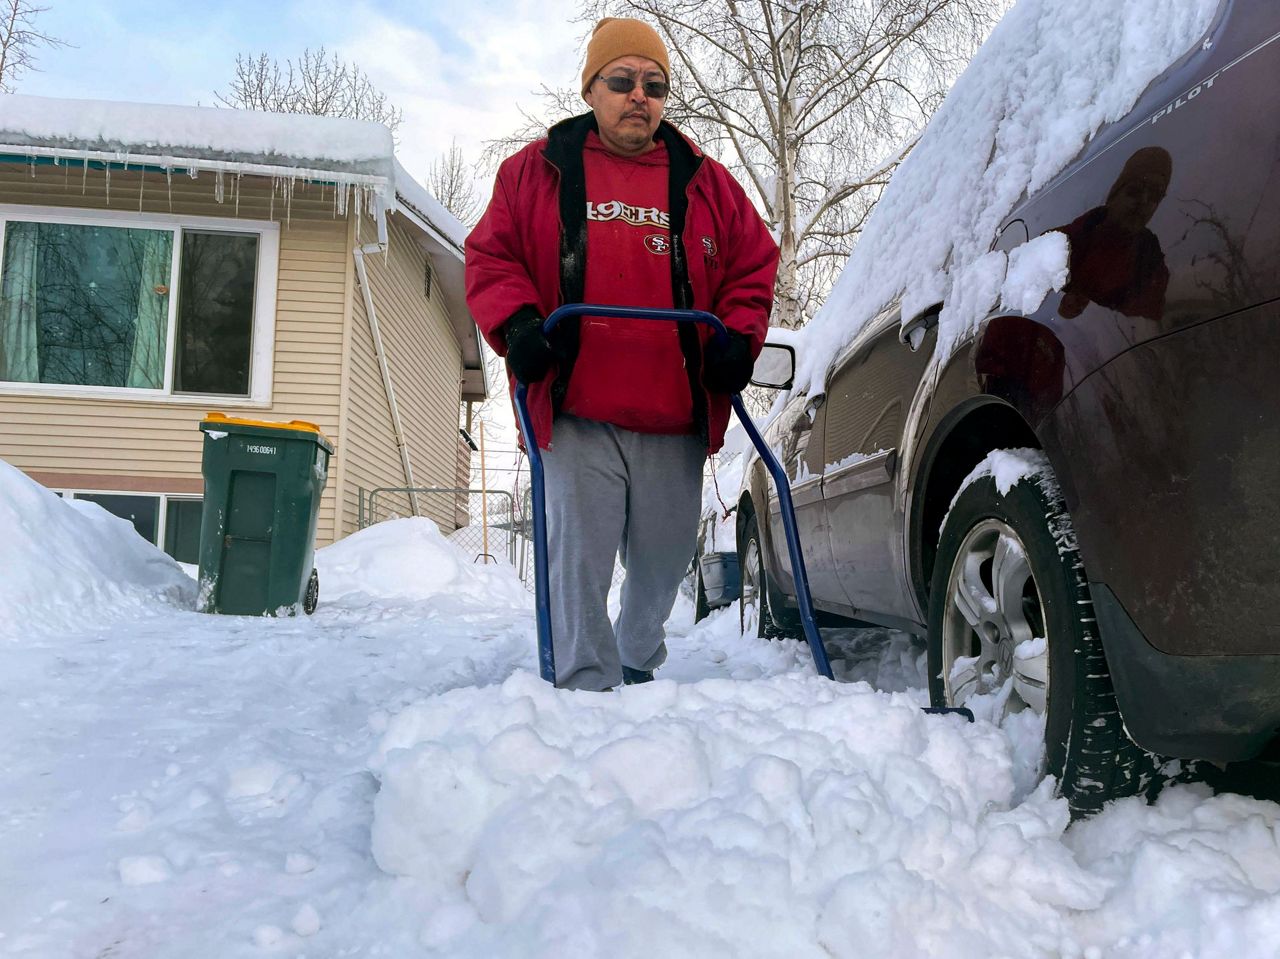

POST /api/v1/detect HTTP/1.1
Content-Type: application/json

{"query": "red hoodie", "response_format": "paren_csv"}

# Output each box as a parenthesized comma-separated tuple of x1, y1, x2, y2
(465, 114, 779, 453)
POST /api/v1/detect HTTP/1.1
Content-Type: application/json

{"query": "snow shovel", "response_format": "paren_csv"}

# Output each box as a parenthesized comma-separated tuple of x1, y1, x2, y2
(513, 304, 974, 720)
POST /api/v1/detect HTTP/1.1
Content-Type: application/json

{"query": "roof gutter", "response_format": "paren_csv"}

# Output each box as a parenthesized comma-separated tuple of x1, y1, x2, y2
(0, 142, 391, 191)
(352, 238, 418, 516)
(391, 195, 464, 259)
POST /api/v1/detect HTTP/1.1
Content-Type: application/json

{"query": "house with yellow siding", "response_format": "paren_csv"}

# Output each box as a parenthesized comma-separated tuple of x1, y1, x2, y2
(0, 93, 486, 563)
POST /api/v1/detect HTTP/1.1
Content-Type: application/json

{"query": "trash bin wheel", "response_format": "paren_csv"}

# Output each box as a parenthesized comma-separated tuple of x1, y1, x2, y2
(303, 568, 319, 615)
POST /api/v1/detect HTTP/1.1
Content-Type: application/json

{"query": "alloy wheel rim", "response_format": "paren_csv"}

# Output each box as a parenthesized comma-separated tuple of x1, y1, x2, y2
(941, 518, 1049, 718)
(740, 535, 762, 636)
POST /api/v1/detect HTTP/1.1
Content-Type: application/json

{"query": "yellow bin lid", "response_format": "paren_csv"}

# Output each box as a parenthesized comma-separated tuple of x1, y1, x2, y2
(201, 412, 333, 448)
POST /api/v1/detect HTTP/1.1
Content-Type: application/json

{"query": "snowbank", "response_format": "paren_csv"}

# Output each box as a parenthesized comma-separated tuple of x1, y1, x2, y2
(316, 517, 529, 609)
(368, 670, 1100, 957)
(0, 459, 195, 638)
(795, 0, 1220, 394)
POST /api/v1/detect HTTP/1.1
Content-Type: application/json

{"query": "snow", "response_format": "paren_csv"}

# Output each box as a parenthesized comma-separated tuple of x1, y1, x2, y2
(392, 158, 469, 251)
(954, 447, 1052, 503)
(1002, 231, 1071, 315)
(0, 458, 194, 639)
(0, 93, 394, 175)
(794, 0, 1221, 396)
(0, 93, 466, 256)
(0, 2, 1272, 950)
(4, 436, 1280, 958)
(319, 516, 529, 609)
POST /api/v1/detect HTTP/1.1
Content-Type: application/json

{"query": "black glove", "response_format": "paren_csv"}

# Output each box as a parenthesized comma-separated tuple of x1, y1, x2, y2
(702, 330, 755, 394)
(503, 309, 556, 383)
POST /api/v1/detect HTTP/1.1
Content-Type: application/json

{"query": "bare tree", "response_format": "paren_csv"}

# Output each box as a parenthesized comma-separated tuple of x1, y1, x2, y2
(491, 0, 1007, 328)
(482, 84, 584, 167)
(0, 0, 66, 93)
(427, 140, 484, 228)
(214, 47, 403, 134)
(608, 0, 1012, 327)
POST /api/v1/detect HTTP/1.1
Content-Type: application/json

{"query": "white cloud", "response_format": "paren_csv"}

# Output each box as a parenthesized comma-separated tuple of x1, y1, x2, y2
(333, 1, 586, 196)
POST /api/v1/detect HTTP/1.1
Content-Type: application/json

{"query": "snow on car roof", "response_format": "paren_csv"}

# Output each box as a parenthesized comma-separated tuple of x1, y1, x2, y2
(794, 0, 1222, 396)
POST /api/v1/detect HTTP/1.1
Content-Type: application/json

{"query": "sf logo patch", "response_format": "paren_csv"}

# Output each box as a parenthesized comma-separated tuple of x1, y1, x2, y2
(645, 234, 671, 255)
(701, 236, 718, 257)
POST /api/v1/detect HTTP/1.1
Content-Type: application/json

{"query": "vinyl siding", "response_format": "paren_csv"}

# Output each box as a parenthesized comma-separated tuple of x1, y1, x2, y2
(337, 212, 464, 535)
(0, 162, 349, 544)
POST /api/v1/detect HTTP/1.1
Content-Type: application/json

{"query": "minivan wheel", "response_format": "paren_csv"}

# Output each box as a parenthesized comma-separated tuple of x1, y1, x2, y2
(739, 513, 802, 641)
(927, 453, 1149, 818)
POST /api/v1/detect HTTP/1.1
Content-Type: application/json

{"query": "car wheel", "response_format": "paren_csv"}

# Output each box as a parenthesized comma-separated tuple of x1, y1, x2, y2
(739, 512, 802, 641)
(694, 567, 712, 623)
(927, 452, 1149, 817)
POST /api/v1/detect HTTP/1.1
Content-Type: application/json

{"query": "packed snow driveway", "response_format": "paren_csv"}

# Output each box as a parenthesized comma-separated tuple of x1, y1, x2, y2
(3, 465, 1280, 958)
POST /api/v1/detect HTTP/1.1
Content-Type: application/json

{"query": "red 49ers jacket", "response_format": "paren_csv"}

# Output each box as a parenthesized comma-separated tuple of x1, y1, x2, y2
(465, 112, 779, 453)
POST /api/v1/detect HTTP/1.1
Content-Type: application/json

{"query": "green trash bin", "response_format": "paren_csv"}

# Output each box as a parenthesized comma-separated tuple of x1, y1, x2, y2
(197, 412, 334, 616)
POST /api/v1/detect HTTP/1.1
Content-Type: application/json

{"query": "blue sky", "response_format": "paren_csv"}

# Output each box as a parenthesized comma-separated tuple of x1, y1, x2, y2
(19, 0, 585, 193)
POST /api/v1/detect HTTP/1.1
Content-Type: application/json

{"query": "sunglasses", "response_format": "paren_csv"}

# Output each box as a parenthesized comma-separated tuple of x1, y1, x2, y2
(596, 75, 670, 99)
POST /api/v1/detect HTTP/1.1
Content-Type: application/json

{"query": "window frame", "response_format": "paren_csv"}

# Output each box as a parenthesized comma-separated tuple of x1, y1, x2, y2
(56, 488, 204, 563)
(0, 203, 279, 406)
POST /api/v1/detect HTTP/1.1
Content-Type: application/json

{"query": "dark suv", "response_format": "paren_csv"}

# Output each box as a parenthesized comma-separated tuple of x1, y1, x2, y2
(738, 0, 1280, 815)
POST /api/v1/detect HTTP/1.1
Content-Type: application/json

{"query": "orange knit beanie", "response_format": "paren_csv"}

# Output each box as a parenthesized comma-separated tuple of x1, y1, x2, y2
(580, 17, 671, 99)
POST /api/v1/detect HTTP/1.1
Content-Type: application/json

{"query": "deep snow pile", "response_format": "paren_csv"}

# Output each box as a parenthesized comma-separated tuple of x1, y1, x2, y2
(795, 0, 1221, 394)
(318, 516, 530, 610)
(3, 448, 1280, 958)
(0, 459, 194, 638)
(370, 672, 1087, 957)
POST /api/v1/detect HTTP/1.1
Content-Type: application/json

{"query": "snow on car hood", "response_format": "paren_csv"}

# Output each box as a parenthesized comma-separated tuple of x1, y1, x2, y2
(794, 0, 1222, 396)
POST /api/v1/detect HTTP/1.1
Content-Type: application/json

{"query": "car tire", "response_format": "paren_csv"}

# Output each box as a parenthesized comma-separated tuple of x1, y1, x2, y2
(927, 453, 1150, 818)
(694, 567, 712, 623)
(739, 512, 803, 642)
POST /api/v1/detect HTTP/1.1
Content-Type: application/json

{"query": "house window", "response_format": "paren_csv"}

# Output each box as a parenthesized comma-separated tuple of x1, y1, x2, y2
(175, 231, 259, 395)
(75, 491, 160, 543)
(1, 221, 174, 389)
(163, 498, 204, 565)
(0, 207, 276, 403)
(62, 490, 203, 565)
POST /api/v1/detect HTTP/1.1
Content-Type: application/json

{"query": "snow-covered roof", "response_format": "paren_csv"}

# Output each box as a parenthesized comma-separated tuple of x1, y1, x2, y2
(0, 93, 395, 182)
(794, 0, 1223, 395)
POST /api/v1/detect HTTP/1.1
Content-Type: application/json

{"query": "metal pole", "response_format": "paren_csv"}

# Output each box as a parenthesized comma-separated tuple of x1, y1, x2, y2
(513, 384, 555, 683)
(730, 394, 834, 679)
(479, 419, 491, 563)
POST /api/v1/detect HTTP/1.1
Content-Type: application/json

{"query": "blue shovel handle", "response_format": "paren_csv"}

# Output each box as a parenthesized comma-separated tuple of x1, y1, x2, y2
(513, 303, 834, 684)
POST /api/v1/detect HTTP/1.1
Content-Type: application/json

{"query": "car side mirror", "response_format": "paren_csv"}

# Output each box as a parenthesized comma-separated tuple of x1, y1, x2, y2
(751, 343, 796, 390)
(900, 302, 943, 352)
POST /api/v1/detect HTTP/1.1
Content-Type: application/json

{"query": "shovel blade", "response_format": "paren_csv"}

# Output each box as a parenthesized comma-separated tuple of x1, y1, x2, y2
(921, 706, 976, 723)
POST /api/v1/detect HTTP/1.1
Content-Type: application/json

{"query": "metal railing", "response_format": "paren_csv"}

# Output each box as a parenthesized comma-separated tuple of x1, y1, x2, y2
(358, 486, 516, 565)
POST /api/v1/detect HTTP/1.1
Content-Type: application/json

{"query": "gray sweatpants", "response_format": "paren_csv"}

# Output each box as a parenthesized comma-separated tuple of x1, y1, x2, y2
(542, 415, 706, 691)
